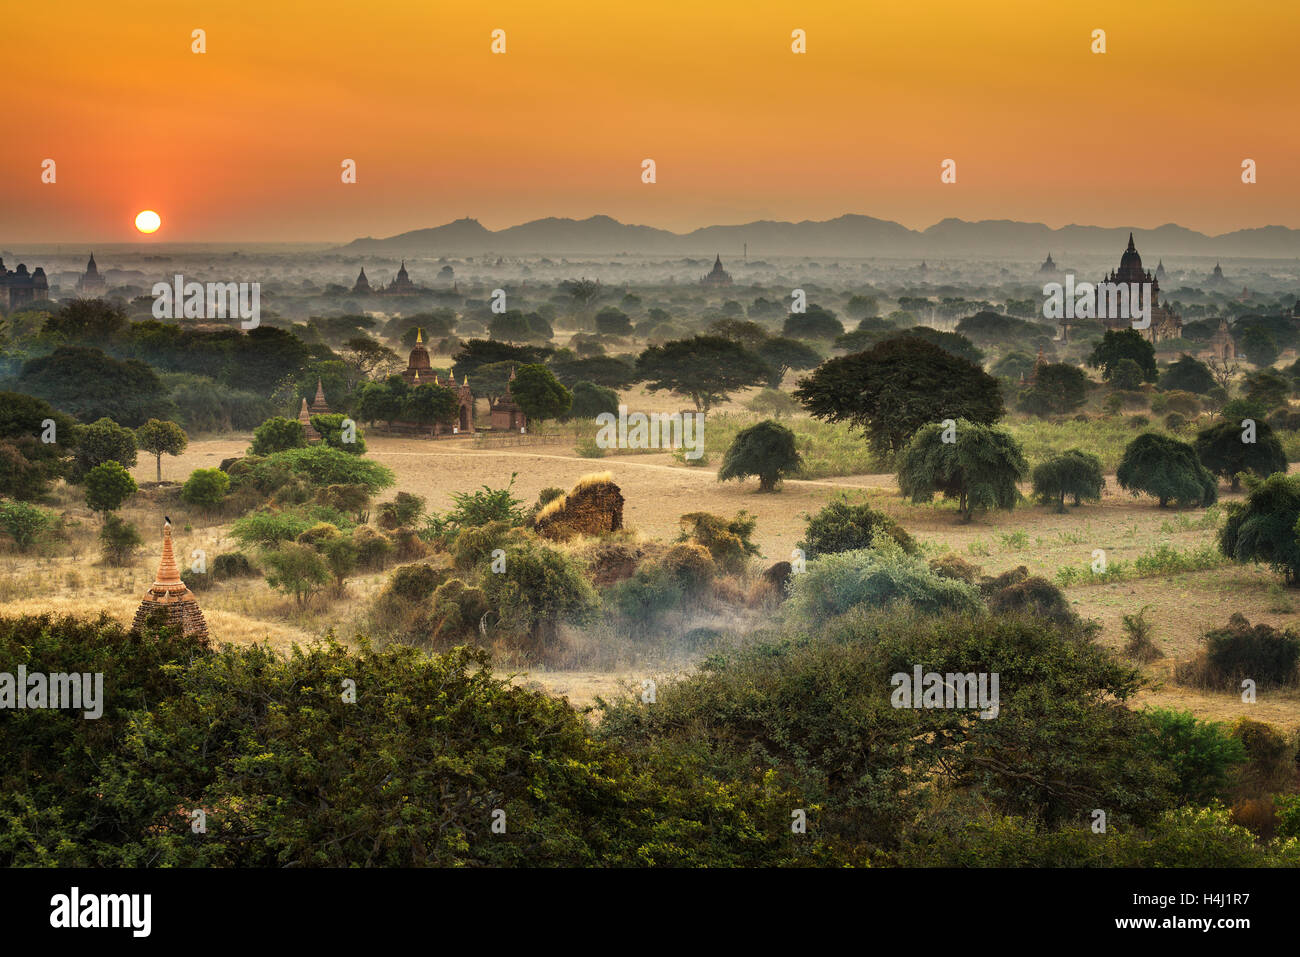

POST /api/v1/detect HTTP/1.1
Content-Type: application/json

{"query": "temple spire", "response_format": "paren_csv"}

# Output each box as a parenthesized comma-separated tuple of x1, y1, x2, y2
(151, 518, 183, 591)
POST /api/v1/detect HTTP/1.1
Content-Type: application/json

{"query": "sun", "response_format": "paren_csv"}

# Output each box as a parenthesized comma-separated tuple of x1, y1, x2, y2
(134, 210, 161, 234)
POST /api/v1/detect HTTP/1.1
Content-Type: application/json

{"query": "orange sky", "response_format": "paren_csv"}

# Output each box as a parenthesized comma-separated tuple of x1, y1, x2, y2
(4, 0, 1298, 243)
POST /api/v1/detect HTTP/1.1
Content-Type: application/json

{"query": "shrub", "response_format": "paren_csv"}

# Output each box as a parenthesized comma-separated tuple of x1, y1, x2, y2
(1193, 418, 1288, 491)
(928, 553, 980, 584)
(422, 579, 491, 645)
(352, 526, 394, 570)
(1218, 473, 1300, 583)
(784, 541, 983, 624)
(607, 562, 685, 635)
(660, 543, 717, 597)
(0, 500, 55, 551)
(99, 514, 143, 566)
(259, 446, 395, 494)
(1230, 718, 1296, 795)
(377, 491, 426, 530)
(212, 552, 256, 580)
(382, 562, 449, 605)
(180, 467, 230, 510)
(231, 510, 314, 549)
(481, 540, 599, 650)
(1122, 606, 1161, 662)
(1139, 709, 1246, 804)
(451, 520, 517, 574)
(1175, 613, 1300, 689)
(261, 542, 331, 607)
(677, 511, 761, 573)
(897, 419, 1028, 522)
(985, 575, 1077, 627)
(798, 497, 917, 558)
(311, 413, 366, 455)
(565, 381, 620, 420)
(250, 416, 307, 455)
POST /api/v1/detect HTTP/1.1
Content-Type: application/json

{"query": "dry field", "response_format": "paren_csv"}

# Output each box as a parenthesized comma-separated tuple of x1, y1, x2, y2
(3, 416, 1299, 729)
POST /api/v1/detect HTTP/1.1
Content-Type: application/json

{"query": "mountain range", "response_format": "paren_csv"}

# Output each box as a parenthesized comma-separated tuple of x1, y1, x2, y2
(340, 215, 1300, 259)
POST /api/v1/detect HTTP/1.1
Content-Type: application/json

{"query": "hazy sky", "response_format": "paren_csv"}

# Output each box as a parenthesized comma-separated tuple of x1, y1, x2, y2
(5, 0, 1297, 243)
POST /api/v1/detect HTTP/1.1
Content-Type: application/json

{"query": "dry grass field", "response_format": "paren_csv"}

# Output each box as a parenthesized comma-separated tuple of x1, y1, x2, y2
(3, 412, 1299, 728)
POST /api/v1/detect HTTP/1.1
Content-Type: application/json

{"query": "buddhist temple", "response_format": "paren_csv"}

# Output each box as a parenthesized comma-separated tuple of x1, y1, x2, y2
(309, 379, 331, 415)
(1059, 234, 1181, 345)
(1155, 259, 1166, 280)
(352, 267, 371, 295)
(76, 252, 108, 295)
(383, 261, 420, 296)
(0, 258, 50, 309)
(131, 519, 209, 643)
(396, 329, 475, 434)
(1039, 253, 1057, 273)
(1208, 262, 1226, 285)
(298, 397, 321, 442)
(1207, 319, 1236, 362)
(700, 254, 733, 287)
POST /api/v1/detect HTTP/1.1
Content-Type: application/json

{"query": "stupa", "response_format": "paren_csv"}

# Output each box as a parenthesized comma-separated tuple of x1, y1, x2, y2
(131, 519, 209, 643)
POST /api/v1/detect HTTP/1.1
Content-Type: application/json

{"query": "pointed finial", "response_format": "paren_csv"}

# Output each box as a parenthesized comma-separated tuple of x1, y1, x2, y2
(152, 518, 184, 590)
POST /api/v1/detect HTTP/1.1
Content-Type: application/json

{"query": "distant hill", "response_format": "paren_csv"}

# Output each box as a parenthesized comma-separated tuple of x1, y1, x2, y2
(340, 215, 1300, 259)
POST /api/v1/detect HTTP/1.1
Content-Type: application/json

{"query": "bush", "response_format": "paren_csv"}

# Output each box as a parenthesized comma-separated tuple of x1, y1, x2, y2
(1122, 606, 1161, 662)
(985, 574, 1078, 627)
(259, 446, 395, 494)
(928, 553, 980, 584)
(677, 511, 761, 573)
(231, 510, 314, 549)
(0, 499, 55, 551)
(798, 497, 917, 558)
(1116, 432, 1217, 508)
(352, 526, 395, 570)
(784, 541, 983, 624)
(212, 552, 256, 580)
(1139, 709, 1246, 804)
(382, 562, 449, 605)
(261, 542, 331, 607)
(660, 543, 717, 598)
(180, 468, 230, 510)
(377, 491, 426, 530)
(1230, 717, 1296, 795)
(607, 562, 685, 635)
(565, 381, 620, 421)
(99, 514, 143, 566)
(250, 417, 307, 455)
(1176, 614, 1300, 689)
(1218, 473, 1300, 583)
(481, 540, 599, 650)
(1030, 449, 1104, 512)
(717, 419, 802, 492)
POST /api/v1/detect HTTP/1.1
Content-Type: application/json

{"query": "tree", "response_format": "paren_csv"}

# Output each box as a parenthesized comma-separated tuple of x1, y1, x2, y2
(782, 305, 843, 340)
(1116, 433, 1217, 508)
(262, 542, 331, 608)
(70, 418, 138, 483)
(897, 419, 1028, 522)
(18, 347, 172, 427)
(451, 339, 551, 379)
(954, 311, 1041, 348)
(755, 337, 821, 388)
(547, 355, 637, 390)
(594, 307, 634, 336)
(1160, 354, 1217, 395)
(1110, 358, 1145, 391)
(565, 381, 620, 421)
(0, 500, 55, 551)
(898, 327, 984, 366)
(355, 379, 406, 427)
(795, 337, 1004, 457)
(845, 295, 879, 319)
(1088, 329, 1157, 382)
(1244, 369, 1291, 410)
(1194, 419, 1287, 491)
(797, 497, 917, 558)
(1019, 363, 1089, 416)
(706, 318, 768, 349)
(251, 416, 307, 455)
(41, 298, 129, 341)
(509, 364, 572, 423)
(181, 468, 230, 510)
(311, 413, 366, 454)
(1218, 473, 1300, 584)
(135, 419, 188, 482)
(1240, 326, 1279, 367)
(482, 541, 598, 648)
(489, 310, 537, 344)
(0, 392, 77, 500)
(717, 420, 802, 492)
(402, 384, 460, 430)
(1031, 450, 1105, 512)
(84, 461, 137, 515)
(636, 336, 772, 413)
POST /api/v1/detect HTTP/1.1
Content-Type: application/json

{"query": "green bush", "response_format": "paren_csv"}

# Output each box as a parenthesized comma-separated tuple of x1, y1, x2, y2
(0, 499, 55, 551)
(676, 511, 761, 573)
(83, 461, 137, 515)
(99, 514, 143, 566)
(250, 416, 307, 455)
(180, 467, 230, 510)
(1177, 614, 1300, 689)
(798, 497, 917, 558)
(1140, 709, 1247, 804)
(784, 541, 982, 624)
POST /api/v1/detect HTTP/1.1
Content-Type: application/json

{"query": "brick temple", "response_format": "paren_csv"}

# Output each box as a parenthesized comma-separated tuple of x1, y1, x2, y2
(132, 519, 209, 643)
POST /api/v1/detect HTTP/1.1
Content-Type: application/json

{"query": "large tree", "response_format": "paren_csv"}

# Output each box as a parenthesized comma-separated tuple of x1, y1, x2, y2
(795, 336, 1004, 457)
(1087, 329, 1157, 382)
(897, 419, 1028, 522)
(508, 364, 572, 423)
(0, 392, 76, 500)
(70, 418, 138, 483)
(636, 335, 773, 413)
(451, 339, 551, 379)
(135, 419, 188, 482)
(717, 420, 802, 492)
(1160, 354, 1216, 395)
(1219, 473, 1300, 584)
(782, 305, 844, 340)
(1116, 433, 1217, 508)
(1019, 363, 1090, 416)
(755, 337, 821, 388)
(1193, 419, 1288, 491)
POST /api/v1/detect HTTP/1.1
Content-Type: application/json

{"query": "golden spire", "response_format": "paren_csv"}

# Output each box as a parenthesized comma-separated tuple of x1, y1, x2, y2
(150, 519, 186, 594)
(416, 327, 424, 345)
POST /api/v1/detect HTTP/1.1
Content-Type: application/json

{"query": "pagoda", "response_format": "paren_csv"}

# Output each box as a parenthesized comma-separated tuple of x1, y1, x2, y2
(298, 397, 321, 442)
(309, 379, 331, 415)
(397, 329, 475, 433)
(352, 267, 371, 295)
(700, 254, 733, 287)
(76, 252, 108, 295)
(131, 519, 209, 643)
(383, 261, 419, 296)
(1039, 253, 1057, 273)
